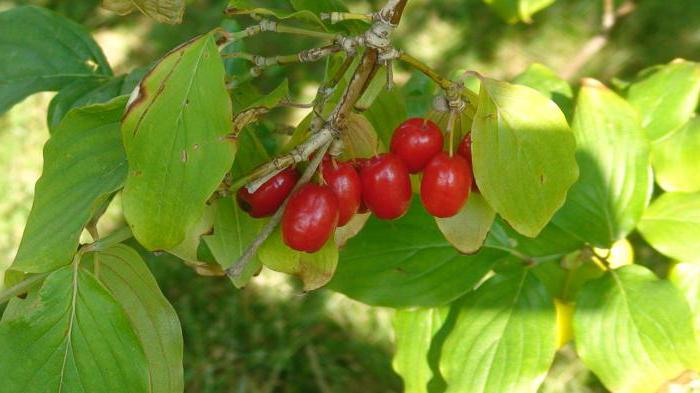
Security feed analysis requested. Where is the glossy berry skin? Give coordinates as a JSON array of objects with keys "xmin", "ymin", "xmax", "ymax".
[
  {"xmin": 390, "ymin": 118, "xmax": 444, "ymax": 173},
  {"xmin": 321, "ymin": 160, "xmax": 362, "ymax": 226},
  {"xmin": 457, "ymin": 134, "xmax": 479, "ymax": 192},
  {"xmin": 360, "ymin": 153, "xmax": 412, "ymax": 220},
  {"xmin": 237, "ymin": 168, "xmax": 299, "ymax": 218},
  {"xmin": 282, "ymin": 184, "xmax": 339, "ymax": 253},
  {"xmin": 420, "ymin": 152, "xmax": 472, "ymax": 218}
]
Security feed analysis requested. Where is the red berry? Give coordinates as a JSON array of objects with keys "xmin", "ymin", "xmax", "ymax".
[
  {"xmin": 420, "ymin": 152, "xmax": 472, "ymax": 218},
  {"xmin": 390, "ymin": 118, "xmax": 444, "ymax": 173},
  {"xmin": 282, "ymin": 184, "xmax": 339, "ymax": 252},
  {"xmin": 359, "ymin": 153, "xmax": 412, "ymax": 220},
  {"xmin": 321, "ymin": 160, "xmax": 362, "ymax": 226},
  {"xmin": 457, "ymin": 134, "xmax": 472, "ymax": 164},
  {"xmin": 237, "ymin": 168, "xmax": 299, "ymax": 218},
  {"xmin": 457, "ymin": 134, "xmax": 479, "ymax": 192}
]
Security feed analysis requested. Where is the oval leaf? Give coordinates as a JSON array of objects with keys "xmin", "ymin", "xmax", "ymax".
[
  {"xmin": 94, "ymin": 245, "xmax": 184, "ymax": 393},
  {"xmin": 103, "ymin": 0, "xmax": 185, "ymax": 24},
  {"xmin": 0, "ymin": 6, "xmax": 112, "ymax": 114},
  {"xmin": 393, "ymin": 307, "xmax": 450, "ymax": 393},
  {"xmin": 440, "ymin": 267, "xmax": 557, "ymax": 393},
  {"xmin": 13, "ymin": 97, "xmax": 128, "ymax": 273},
  {"xmin": 574, "ymin": 265, "xmax": 700, "ymax": 393},
  {"xmin": 651, "ymin": 117, "xmax": 700, "ymax": 192},
  {"xmin": 472, "ymin": 77, "xmax": 578, "ymax": 237},
  {"xmin": 258, "ymin": 228, "xmax": 338, "ymax": 291},
  {"xmin": 669, "ymin": 262, "xmax": 700, "ymax": 337},
  {"xmin": 627, "ymin": 60, "xmax": 700, "ymax": 142},
  {"xmin": 513, "ymin": 63, "xmax": 573, "ymax": 120},
  {"xmin": 203, "ymin": 198, "xmax": 263, "ymax": 288},
  {"xmin": 552, "ymin": 79, "xmax": 652, "ymax": 247},
  {"xmin": 0, "ymin": 264, "xmax": 149, "ymax": 393},
  {"xmin": 638, "ymin": 192, "xmax": 700, "ymax": 262},
  {"xmin": 329, "ymin": 199, "xmax": 510, "ymax": 308},
  {"xmin": 121, "ymin": 34, "xmax": 236, "ymax": 250},
  {"xmin": 436, "ymin": 193, "xmax": 495, "ymax": 254}
]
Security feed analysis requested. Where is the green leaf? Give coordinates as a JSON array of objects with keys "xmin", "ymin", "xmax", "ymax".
[
  {"xmin": 121, "ymin": 33, "xmax": 236, "ymax": 250},
  {"xmin": 0, "ymin": 6, "xmax": 112, "ymax": 113},
  {"xmin": 512, "ymin": 63, "xmax": 573, "ymax": 120},
  {"xmin": 574, "ymin": 265, "xmax": 700, "ymax": 393},
  {"xmin": 626, "ymin": 59, "xmax": 700, "ymax": 142},
  {"xmin": 638, "ymin": 192, "xmax": 700, "ymax": 262},
  {"xmin": 103, "ymin": 0, "xmax": 185, "ymax": 24},
  {"xmin": 435, "ymin": 193, "xmax": 495, "ymax": 254},
  {"xmin": 483, "ymin": 0, "xmax": 556, "ymax": 23},
  {"xmin": 440, "ymin": 267, "xmax": 557, "ymax": 393},
  {"xmin": 403, "ymin": 71, "xmax": 436, "ymax": 119},
  {"xmin": 392, "ymin": 307, "xmax": 450, "ymax": 393},
  {"xmin": 12, "ymin": 97, "xmax": 128, "ymax": 273},
  {"xmin": 329, "ymin": 199, "xmax": 510, "ymax": 308},
  {"xmin": 340, "ymin": 114, "xmax": 379, "ymax": 160},
  {"xmin": 203, "ymin": 198, "xmax": 263, "ymax": 288},
  {"xmin": 472, "ymin": 77, "xmax": 578, "ymax": 237},
  {"xmin": 552, "ymin": 79, "xmax": 652, "ymax": 247},
  {"xmin": 0, "ymin": 264, "xmax": 149, "ymax": 393},
  {"xmin": 165, "ymin": 203, "xmax": 215, "ymax": 263},
  {"xmin": 363, "ymin": 88, "xmax": 408, "ymax": 148},
  {"xmin": 258, "ymin": 228, "xmax": 339, "ymax": 291},
  {"xmin": 669, "ymin": 262, "xmax": 700, "ymax": 337},
  {"xmin": 93, "ymin": 245, "xmax": 184, "ymax": 393},
  {"xmin": 226, "ymin": 0, "xmax": 329, "ymax": 31},
  {"xmin": 651, "ymin": 117, "xmax": 700, "ymax": 192},
  {"xmin": 47, "ymin": 68, "xmax": 145, "ymax": 131},
  {"xmin": 487, "ymin": 218, "xmax": 583, "ymax": 260}
]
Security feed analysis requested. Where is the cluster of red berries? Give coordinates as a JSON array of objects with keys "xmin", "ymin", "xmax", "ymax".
[{"xmin": 237, "ymin": 118, "xmax": 476, "ymax": 253}]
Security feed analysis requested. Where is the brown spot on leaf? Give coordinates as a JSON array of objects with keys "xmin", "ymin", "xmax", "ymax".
[{"xmin": 181, "ymin": 150, "xmax": 188, "ymax": 163}]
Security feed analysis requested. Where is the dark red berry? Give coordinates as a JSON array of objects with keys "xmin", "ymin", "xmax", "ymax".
[
  {"xmin": 390, "ymin": 118, "xmax": 444, "ymax": 173},
  {"xmin": 321, "ymin": 160, "xmax": 362, "ymax": 226},
  {"xmin": 420, "ymin": 152, "xmax": 472, "ymax": 218},
  {"xmin": 237, "ymin": 168, "xmax": 299, "ymax": 218},
  {"xmin": 457, "ymin": 134, "xmax": 479, "ymax": 192},
  {"xmin": 282, "ymin": 184, "xmax": 339, "ymax": 252},
  {"xmin": 359, "ymin": 153, "xmax": 412, "ymax": 220}
]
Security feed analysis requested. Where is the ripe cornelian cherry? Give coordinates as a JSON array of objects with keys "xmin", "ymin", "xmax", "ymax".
[
  {"xmin": 457, "ymin": 134, "xmax": 479, "ymax": 192},
  {"xmin": 390, "ymin": 118, "xmax": 444, "ymax": 173},
  {"xmin": 321, "ymin": 159, "xmax": 362, "ymax": 226},
  {"xmin": 360, "ymin": 153, "xmax": 412, "ymax": 219},
  {"xmin": 237, "ymin": 168, "xmax": 299, "ymax": 218},
  {"xmin": 421, "ymin": 152, "xmax": 472, "ymax": 218},
  {"xmin": 282, "ymin": 184, "xmax": 339, "ymax": 252}
]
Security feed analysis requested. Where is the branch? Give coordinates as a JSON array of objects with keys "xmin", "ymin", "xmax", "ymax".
[
  {"xmin": 222, "ymin": 45, "xmax": 341, "ymax": 68},
  {"xmin": 561, "ymin": 0, "xmax": 636, "ymax": 80},
  {"xmin": 225, "ymin": 0, "xmax": 410, "ymax": 280},
  {"xmin": 398, "ymin": 52, "xmax": 459, "ymax": 92}
]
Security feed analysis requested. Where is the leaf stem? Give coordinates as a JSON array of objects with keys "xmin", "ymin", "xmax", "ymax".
[{"xmin": 398, "ymin": 52, "xmax": 457, "ymax": 91}]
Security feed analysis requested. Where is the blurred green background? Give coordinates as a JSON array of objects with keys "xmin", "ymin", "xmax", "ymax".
[{"xmin": 1, "ymin": 0, "xmax": 699, "ymax": 392}]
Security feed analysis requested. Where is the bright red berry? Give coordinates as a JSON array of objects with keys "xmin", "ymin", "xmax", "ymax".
[
  {"xmin": 420, "ymin": 152, "xmax": 472, "ymax": 218},
  {"xmin": 321, "ymin": 160, "xmax": 362, "ymax": 226},
  {"xmin": 237, "ymin": 168, "xmax": 299, "ymax": 218},
  {"xmin": 390, "ymin": 118, "xmax": 444, "ymax": 173},
  {"xmin": 282, "ymin": 184, "xmax": 339, "ymax": 253},
  {"xmin": 457, "ymin": 134, "xmax": 479, "ymax": 192},
  {"xmin": 359, "ymin": 153, "xmax": 412, "ymax": 220}
]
